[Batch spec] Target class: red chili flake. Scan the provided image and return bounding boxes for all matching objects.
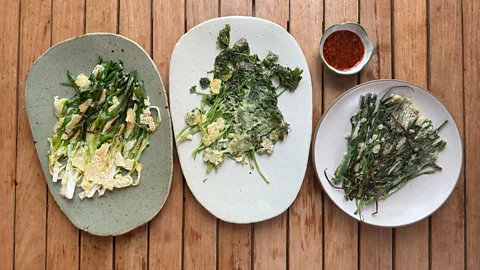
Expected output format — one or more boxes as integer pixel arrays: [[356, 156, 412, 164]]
[[322, 30, 365, 71]]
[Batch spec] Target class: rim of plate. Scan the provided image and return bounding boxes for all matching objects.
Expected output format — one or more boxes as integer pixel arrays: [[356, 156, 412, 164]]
[[311, 79, 463, 228], [26, 32, 174, 236], [170, 16, 313, 224]]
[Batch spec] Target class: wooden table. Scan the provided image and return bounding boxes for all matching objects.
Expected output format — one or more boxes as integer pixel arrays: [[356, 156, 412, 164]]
[[1, 0, 478, 269]]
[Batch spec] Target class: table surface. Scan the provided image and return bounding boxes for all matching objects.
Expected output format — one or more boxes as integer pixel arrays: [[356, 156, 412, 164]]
[[1, 0, 478, 269]]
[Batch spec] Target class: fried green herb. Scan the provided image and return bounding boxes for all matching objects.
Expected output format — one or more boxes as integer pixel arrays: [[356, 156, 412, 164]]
[[326, 89, 447, 215], [275, 65, 303, 91], [216, 24, 231, 49], [177, 26, 303, 183], [199, 77, 211, 89], [48, 57, 160, 200]]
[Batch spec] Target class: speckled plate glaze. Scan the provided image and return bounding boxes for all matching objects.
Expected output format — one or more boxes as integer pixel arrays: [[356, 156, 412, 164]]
[[26, 33, 173, 236], [170, 17, 312, 223], [313, 80, 463, 227]]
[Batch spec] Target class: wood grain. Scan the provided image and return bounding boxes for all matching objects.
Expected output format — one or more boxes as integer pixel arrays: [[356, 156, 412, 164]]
[[86, 0, 118, 33], [115, 227, 148, 270], [288, 0, 324, 269], [359, 225, 392, 270], [359, 0, 392, 82], [392, 0, 427, 82], [149, 0, 185, 269], [80, 1, 118, 269], [0, 0, 19, 268], [464, 0, 480, 269], [148, 153, 183, 270], [358, 0, 393, 269], [114, 0, 151, 268], [393, 0, 429, 269], [218, 222, 251, 270], [15, 0, 51, 268], [323, 1, 359, 269], [253, 1, 290, 269], [186, 0, 219, 30], [182, 1, 219, 270], [81, 234, 113, 270], [256, 0, 288, 27], [3, 1, 479, 269], [429, 0, 465, 269], [46, 1, 84, 269], [253, 214, 287, 270], [184, 188, 217, 270], [119, 0, 151, 53], [220, 0, 252, 16]]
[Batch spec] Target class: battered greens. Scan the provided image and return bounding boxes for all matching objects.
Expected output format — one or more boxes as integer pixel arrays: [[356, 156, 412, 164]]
[[177, 24, 303, 183], [326, 89, 447, 215], [48, 57, 161, 199]]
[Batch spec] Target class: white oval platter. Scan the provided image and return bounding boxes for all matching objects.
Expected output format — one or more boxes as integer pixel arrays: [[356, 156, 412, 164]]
[[170, 16, 312, 223]]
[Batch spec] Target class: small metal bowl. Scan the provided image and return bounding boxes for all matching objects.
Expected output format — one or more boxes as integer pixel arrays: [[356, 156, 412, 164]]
[[320, 22, 374, 75]]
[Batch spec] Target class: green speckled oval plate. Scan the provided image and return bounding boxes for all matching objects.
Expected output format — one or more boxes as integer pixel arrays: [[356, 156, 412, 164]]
[[26, 33, 173, 236]]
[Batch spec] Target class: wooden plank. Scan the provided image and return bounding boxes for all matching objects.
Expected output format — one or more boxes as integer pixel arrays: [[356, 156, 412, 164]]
[[359, 225, 392, 270], [253, 1, 289, 269], [184, 188, 217, 270], [15, 0, 51, 268], [464, 0, 480, 269], [115, 227, 147, 270], [85, 0, 118, 33], [429, 0, 465, 269], [288, 0, 324, 269], [256, 0, 288, 26], [47, 197, 79, 270], [220, 0, 252, 16], [148, 152, 183, 270], [253, 214, 287, 270], [80, 0, 118, 269], [81, 234, 113, 270], [218, 222, 251, 270], [359, 0, 392, 83], [186, 0, 218, 30], [323, 1, 359, 269], [119, 0, 151, 53], [0, 0, 19, 268], [114, 0, 151, 268], [181, 1, 219, 270], [46, 1, 85, 269], [358, 0, 393, 269], [149, 0, 185, 268], [393, 0, 429, 269]]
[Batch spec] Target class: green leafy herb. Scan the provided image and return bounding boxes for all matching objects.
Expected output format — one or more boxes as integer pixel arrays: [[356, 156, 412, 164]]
[[177, 26, 303, 183], [199, 77, 211, 89], [48, 57, 160, 200], [189, 85, 197, 94], [275, 66, 303, 91], [216, 24, 231, 49], [326, 89, 447, 215]]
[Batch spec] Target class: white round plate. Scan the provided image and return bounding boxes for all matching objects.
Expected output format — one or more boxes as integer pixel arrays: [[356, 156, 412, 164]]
[[170, 17, 312, 223], [313, 80, 462, 227]]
